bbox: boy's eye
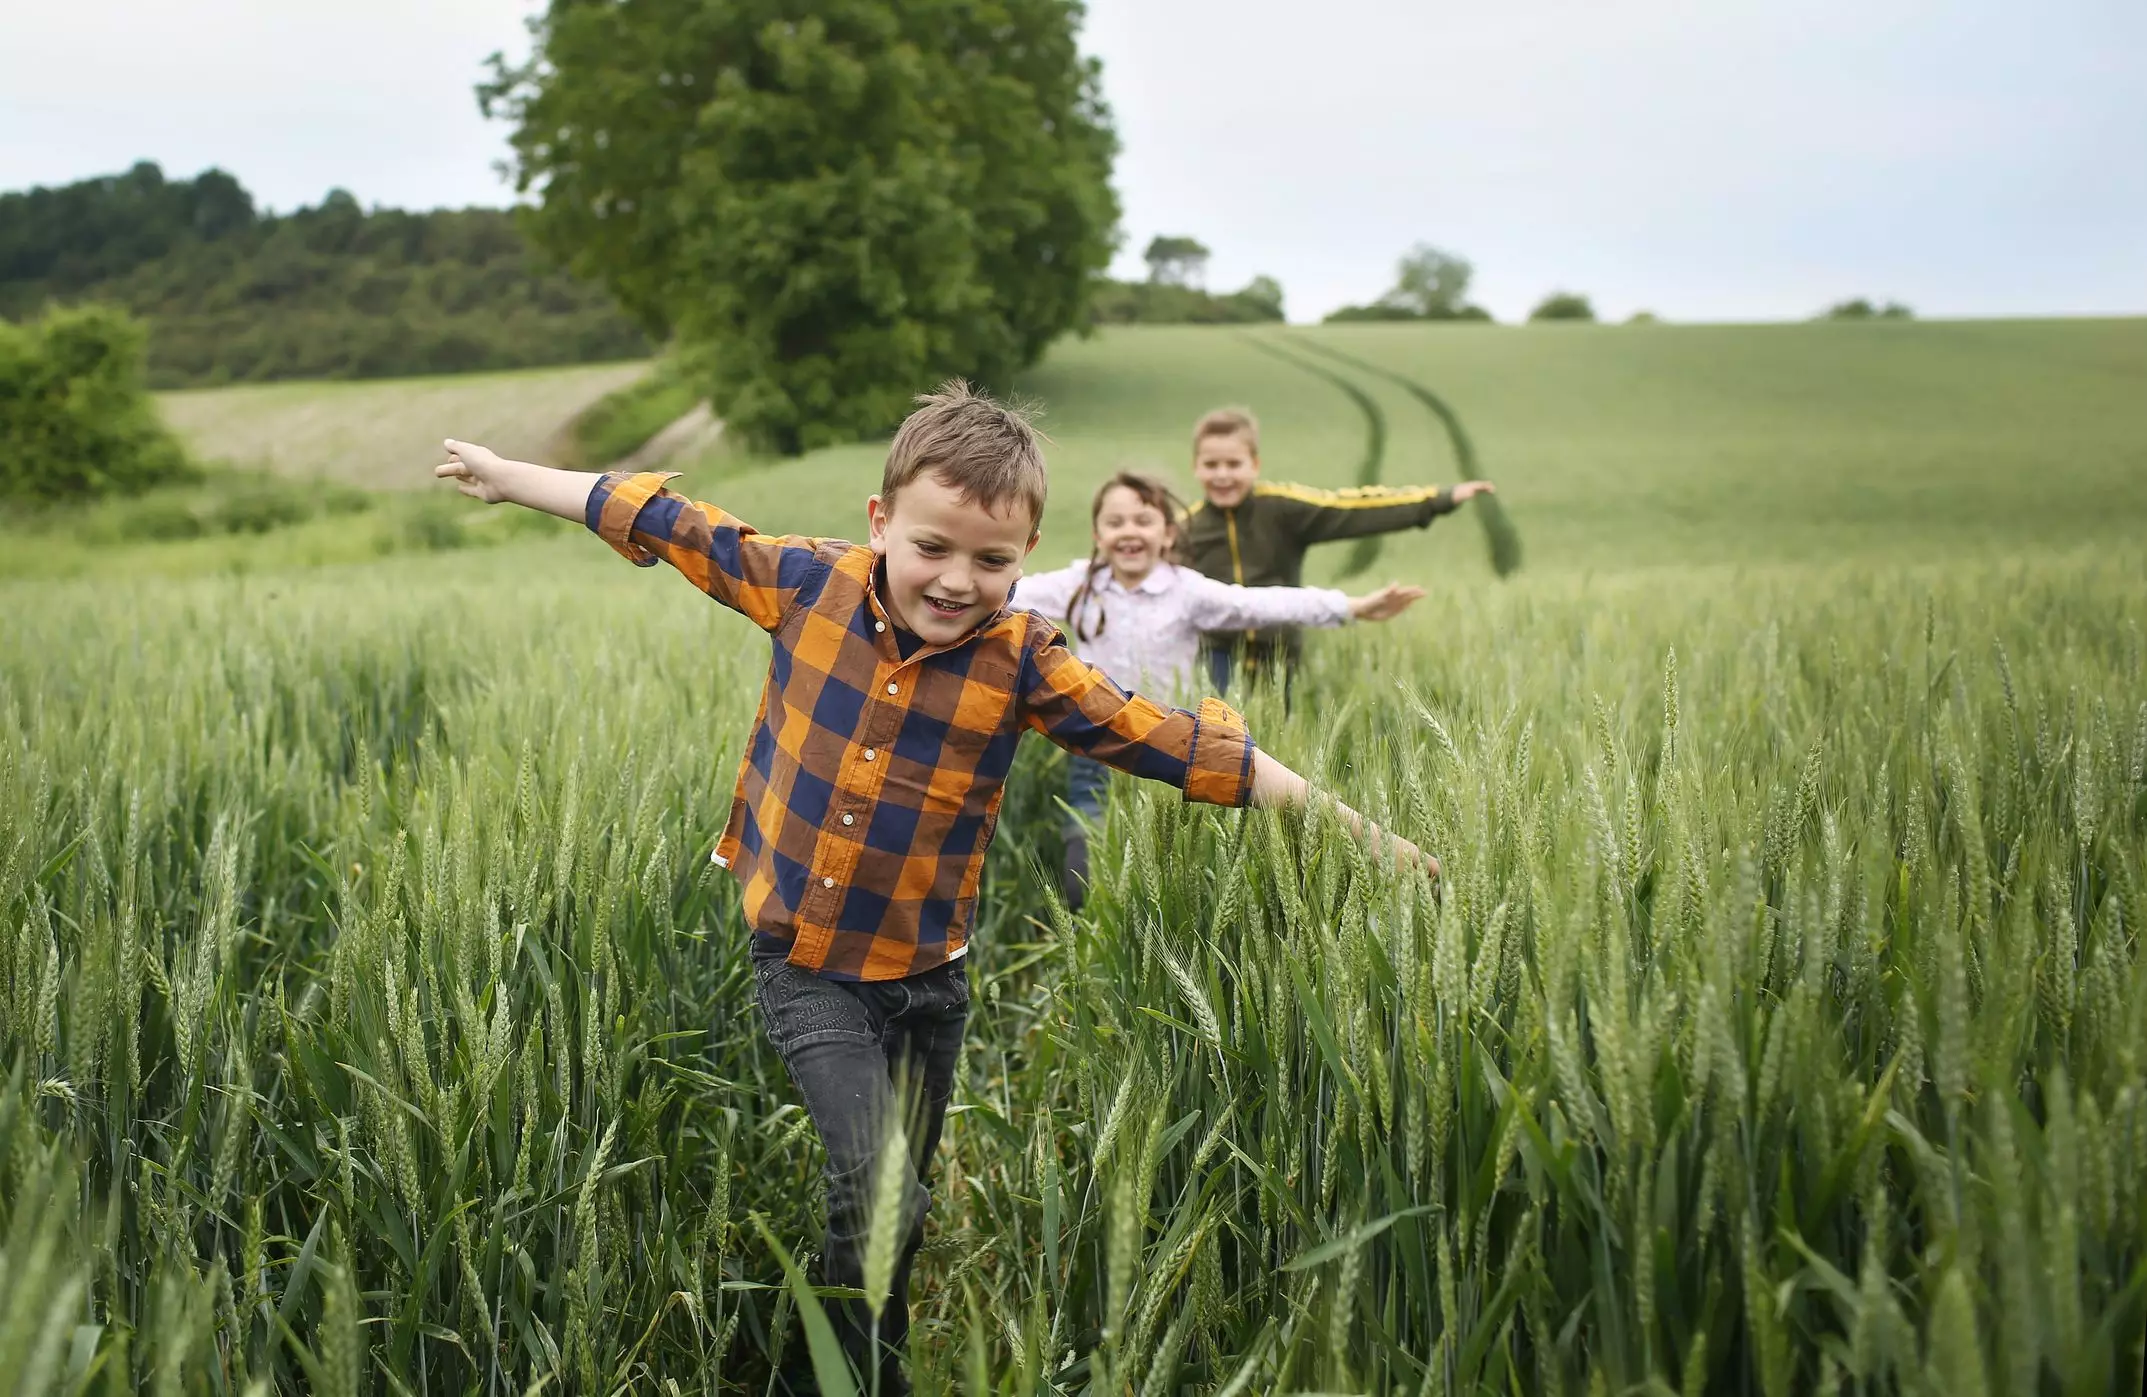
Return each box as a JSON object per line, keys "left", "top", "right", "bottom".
{"left": 916, "top": 542, "right": 947, "bottom": 557}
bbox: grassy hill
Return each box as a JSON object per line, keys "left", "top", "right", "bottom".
{"left": 680, "top": 318, "right": 2147, "bottom": 578}
{"left": 155, "top": 359, "right": 651, "bottom": 489}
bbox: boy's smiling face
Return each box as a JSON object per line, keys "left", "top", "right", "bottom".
{"left": 868, "top": 472, "right": 1040, "bottom": 647}
{"left": 1192, "top": 431, "right": 1260, "bottom": 509}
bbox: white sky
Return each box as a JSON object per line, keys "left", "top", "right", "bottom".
{"left": 4, "top": 0, "right": 2141, "bottom": 322}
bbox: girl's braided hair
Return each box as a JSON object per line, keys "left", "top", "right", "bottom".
{"left": 1066, "top": 471, "right": 1188, "bottom": 642}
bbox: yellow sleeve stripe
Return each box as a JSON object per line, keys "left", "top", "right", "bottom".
{"left": 1255, "top": 481, "right": 1445, "bottom": 509}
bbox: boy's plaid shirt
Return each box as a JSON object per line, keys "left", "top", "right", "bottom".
{"left": 589, "top": 471, "right": 1258, "bottom": 981}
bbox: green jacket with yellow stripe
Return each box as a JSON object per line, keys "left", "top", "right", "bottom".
{"left": 1182, "top": 479, "right": 1459, "bottom": 669}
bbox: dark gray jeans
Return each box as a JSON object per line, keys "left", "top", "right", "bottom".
{"left": 751, "top": 943, "right": 969, "bottom": 1392}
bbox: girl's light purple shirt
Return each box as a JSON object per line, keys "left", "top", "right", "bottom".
{"left": 1011, "top": 559, "right": 1351, "bottom": 700}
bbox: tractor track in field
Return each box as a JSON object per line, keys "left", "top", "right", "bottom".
{"left": 1234, "top": 332, "right": 1391, "bottom": 579}
{"left": 1286, "top": 334, "right": 1522, "bottom": 577}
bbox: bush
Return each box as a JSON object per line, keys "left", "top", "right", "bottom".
{"left": 0, "top": 303, "right": 195, "bottom": 500}
{"left": 1087, "top": 276, "right": 1286, "bottom": 327}
{"left": 566, "top": 359, "right": 702, "bottom": 467}
{"left": 1528, "top": 291, "right": 1596, "bottom": 322}
{"left": 119, "top": 495, "right": 207, "bottom": 541}
{"left": 211, "top": 478, "right": 314, "bottom": 534}
{"left": 1821, "top": 298, "right": 1913, "bottom": 321}
{"left": 1323, "top": 302, "right": 1492, "bottom": 324}
{"left": 384, "top": 497, "right": 469, "bottom": 553}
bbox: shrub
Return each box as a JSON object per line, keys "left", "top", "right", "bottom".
{"left": 1088, "top": 277, "right": 1287, "bottom": 326}
{"left": 119, "top": 494, "right": 208, "bottom": 541}
{"left": 1822, "top": 298, "right": 1914, "bottom": 321}
{"left": 0, "top": 303, "right": 195, "bottom": 500}
{"left": 1528, "top": 291, "right": 1596, "bottom": 322}
{"left": 566, "top": 358, "right": 701, "bottom": 467}
{"left": 212, "top": 477, "right": 315, "bottom": 534}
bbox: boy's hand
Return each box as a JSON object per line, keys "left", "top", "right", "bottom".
{"left": 435, "top": 439, "right": 514, "bottom": 503}
{"left": 1348, "top": 582, "right": 1427, "bottom": 622}
{"left": 1249, "top": 750, "right": 1439, "bottom": 881}
{"left": 1450, "top": 480, "right": 1496, "bottom": 503}
{"left": 1372, "top": 829, "right": 1439, "bottom": 881}
{"left": 433, "top": 441, "right": 601, "bottom": 521}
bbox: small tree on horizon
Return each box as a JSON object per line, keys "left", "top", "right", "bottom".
{"left": 1529, "top": 291, "right": 1596, "bottom": 322}
{"left": 1143, "top": 235, "right": 1211, "bottom": 288}
{"left": 1382, "top": 244, "right": 1474, "bottom": 318}
{"left": 1821, "top": 298, "right": 1913, "bottom": 321}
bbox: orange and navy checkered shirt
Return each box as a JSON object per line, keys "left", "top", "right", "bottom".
{"left": 588, "top": 470, "right": 1258, "bottom": 981}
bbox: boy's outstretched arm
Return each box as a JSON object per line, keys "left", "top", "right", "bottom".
{"left": 1249, "top": 749, "right": 1438, "bottom": 879}
{"left": 436, "top": 442, "right": 813, "bottom": 634}
{"left": 434, "top": 439, "right": 602, "bottom": 520}
{"left": 1020, "top": 634, "right": 1438, "bottom": 878}
{"left": 1279, "top": 479, "right": 1497, "bottom": 546}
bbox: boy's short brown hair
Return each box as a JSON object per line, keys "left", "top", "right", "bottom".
{"left": 1192, "top": 407, "right": 1259, "bottom": 454}
{"left": 882, "top": 381, "right": 1048, "bottom": 529}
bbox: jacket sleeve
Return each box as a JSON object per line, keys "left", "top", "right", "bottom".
{"left": 1179, "top": 570, "right": 1353, "bottom": 633}
{"left": 585, "top": 470, "right": 822, "bottom": 633}
{"left": 1268, "top": 481, "right": 1459, "bottom": 545}
{"left": 1018, "top": 620, "right": 1255, "bottom": 807}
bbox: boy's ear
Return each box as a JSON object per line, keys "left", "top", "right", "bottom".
{"left": 1023, "top": 528, "right": 1041, "bottom": 558}
{"left": 866, "top": 494, "right": 889, "bottom": 553}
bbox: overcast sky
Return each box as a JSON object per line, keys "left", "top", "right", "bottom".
{"left": 5, "top": 0, "right": 2141, "bottom": 322}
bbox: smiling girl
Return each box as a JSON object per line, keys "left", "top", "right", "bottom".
{"left": 1014, "top": 471, "right": 1424, "bottom": 907}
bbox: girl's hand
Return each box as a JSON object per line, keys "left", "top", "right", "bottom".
{"left": 1450, "top": 480, "right": 1496, "bottom": 502}
{"left": 1348, "top": 582, "right": 1428, "bottom": 621}
{"left": 435, "top": 439, "right": 516, "bottom": 503}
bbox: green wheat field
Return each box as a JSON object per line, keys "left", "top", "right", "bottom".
{"left": 3, "top": 320, "right": 2145, "bottom": 1394}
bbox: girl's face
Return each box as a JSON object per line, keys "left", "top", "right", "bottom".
{"left": 1093, "top": 484, "right": 1176, "bottom": 585}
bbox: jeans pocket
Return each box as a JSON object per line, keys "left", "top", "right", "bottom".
{"left": 754, "top": 959, "right": 872, "bottom": 1054}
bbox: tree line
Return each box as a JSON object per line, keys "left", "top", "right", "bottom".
{"left": 0, "top": 161, "right": 648, "bottom": 388}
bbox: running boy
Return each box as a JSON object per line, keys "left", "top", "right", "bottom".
{"left": 1014, "top": 470, "right": 1425, "bottom": 909}
{"left": 1183, "top": 406, "right": 1496, "bottom": 692}
{"left": 434, "top": 384, "right": 1430, "bottom": 1392}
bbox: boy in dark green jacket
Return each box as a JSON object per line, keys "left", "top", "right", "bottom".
{"left": 1182, "top": 406, "right": 1496, "bottom": 691}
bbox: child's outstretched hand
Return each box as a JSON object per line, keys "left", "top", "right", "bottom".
{"left": 1348, "top": 582, "right": 1428, "bottom": 621}
{"left": 1451, "top": 480, "right": 1497, "bottom": 502}
{"left": 435, "top": 439, "right": 514, "bottom": 503}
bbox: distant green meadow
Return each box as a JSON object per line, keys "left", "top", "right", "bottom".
{"left": 2, "top": 321, "right": 2143, "bottom": 1393}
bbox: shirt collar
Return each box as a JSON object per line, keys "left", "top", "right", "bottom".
{"left": 1098, "top": 562, "right": 1176, "bottom": 596}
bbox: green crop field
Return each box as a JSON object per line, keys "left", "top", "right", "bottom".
{"left": 3, "top": 321, "right": 2144, "bottom": 1394}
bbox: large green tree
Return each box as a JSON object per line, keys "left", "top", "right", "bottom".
{"left": 485, "top": 0, "right": 1119, "bottom": 453}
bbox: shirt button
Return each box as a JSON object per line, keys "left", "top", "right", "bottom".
{"left": 875, "top": 620, "right": 886, "bottom": 632}
{"left": 841, "top": 813, "right": 855, "bottom": 826}
{"left": 886, "top": 682, "right": 899, "bottom": 695}
{"left": 864, "top": 748, "right": 877, "bottom": 761}
{"left": 822, "top": 876, "right": 835, "bottom": 889}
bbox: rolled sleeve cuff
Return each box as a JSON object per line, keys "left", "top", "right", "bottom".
{"left": 1183, "top": 695, "right": 1256, "bottom": 808}
{"left": 586, "top": 469, "right": 682, "bottom": 565}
